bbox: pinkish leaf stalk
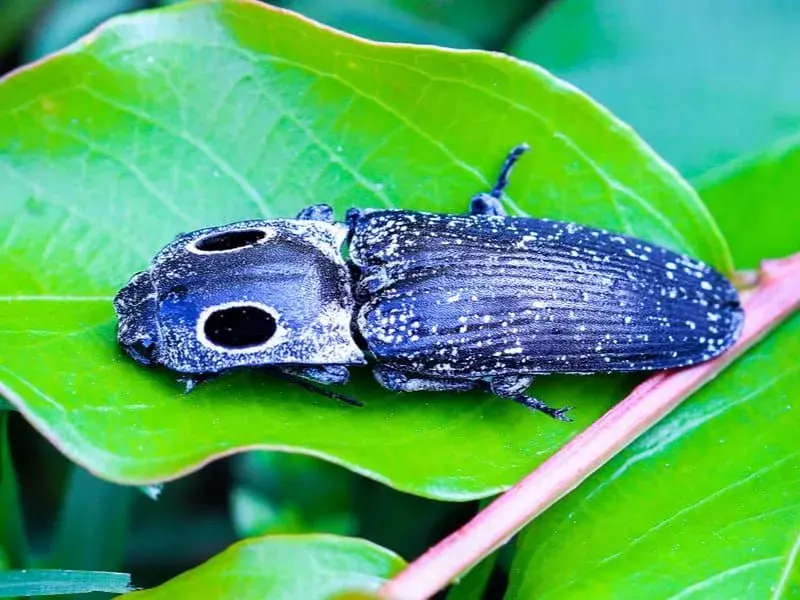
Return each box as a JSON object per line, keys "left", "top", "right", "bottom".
{"left": 380, "top": 251, "right": 800, "bottom": 600}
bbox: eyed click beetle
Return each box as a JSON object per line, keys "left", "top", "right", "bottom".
{"left": 114, "top": 145, "right": 743, "bottom": 420}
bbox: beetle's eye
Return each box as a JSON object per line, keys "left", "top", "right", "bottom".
{"left": 203, "top": 306, "right": 277, "bottom": 349}
{"left": 128, "top": 339, "right": 155, "bottom": 364}
{"left": 194, "top": 229, "right": 266, "bottom": 252}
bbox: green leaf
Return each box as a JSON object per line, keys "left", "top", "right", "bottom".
{"left": 445, "top": 549, "right": 498, "bottom": 600}
{"left": 0, "top": 569, "right": 133, "bottom": 597}
{"left": 509, "top": 0, "right": 800, "bottom": 178}
{"left": 120, "top": 534, "right": 404, "bottom": 600}
{"left": 506, "top": 313, "right": 800, "bottom": 599}
{"left": 0, "top": 0, "right": 730, "bottom": 500}
{"left": 696, "top": 132, "right": 800, "bottom": 269}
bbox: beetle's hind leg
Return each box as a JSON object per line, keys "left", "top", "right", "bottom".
{"left": 490, "top": 375, "right": 573, "bottom": 422}
{"left": 469, "top": 143, "right": 530, "bottom": 217}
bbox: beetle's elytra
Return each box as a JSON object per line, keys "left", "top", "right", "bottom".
{"left": 114, "top": 145, "right": 743, "bottom": 420}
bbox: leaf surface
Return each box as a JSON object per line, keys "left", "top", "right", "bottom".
{"left": 0, "top": 0, "right": 730, "bottom": 499}
{"left": 510, "top": 0, "right": 800, "bottom": 178}
{"left": 697, "top": 133, "right": 800, "bottom": 269}
{"left": 506, "top": 314, "right": 800, "bottom": 599}
{"left": 121, "top": 534, "right": 404, "bottom": 600}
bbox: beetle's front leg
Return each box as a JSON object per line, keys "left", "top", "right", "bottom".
{"left": 373, "top": 366, "right": 477, "bottom": 393}
{"left": 296, "top": 204, "right": 334, "bottom": 223}
{"left": 490, "top": 375, "right": 573, "bottom": 422}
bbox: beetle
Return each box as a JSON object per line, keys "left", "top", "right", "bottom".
{"left": 114, "top": 145, "right": 744, "bottom": 420}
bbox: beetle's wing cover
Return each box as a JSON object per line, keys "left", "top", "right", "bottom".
{"left": 351, "top": 210, "right": 743, "bottom": 378}
{"left": 127, "top": 219, "right": 365, "bottom": 374}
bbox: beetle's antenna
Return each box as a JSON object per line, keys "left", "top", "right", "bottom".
{"left": 281, "top": 373, "right": 363, "bottom": 407}
{"left": 489, "top": 143, "right": 530, "bottom": 198}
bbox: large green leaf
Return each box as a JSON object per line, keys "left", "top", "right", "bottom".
{"left": 0, "top": 0, "right": 730, "bottom": 499}
{"left": 121, "top": 534, "right": 404, "bottom": 600}
{"left": 509, "top": 0, "right": 800, "bottom": 178}
{"left": 506, "top": 313, "right": 800, "bottom": 599}
{"left": 697, "top": 133, "right": 800, "bottom": 270}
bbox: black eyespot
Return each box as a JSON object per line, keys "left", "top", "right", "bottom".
{"left": 203, "top": 306, "right": 277, "bottom": 349}
{"left": 194, "top": 229, "right": 266, "bottom": 252}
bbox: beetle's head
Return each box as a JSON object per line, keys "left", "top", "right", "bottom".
{"left": 114, "top": 271, "right": 161, "bottom": 366}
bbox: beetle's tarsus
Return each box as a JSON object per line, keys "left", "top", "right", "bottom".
{"left": 511, "top": 394, "right": 573, "bottom": 422}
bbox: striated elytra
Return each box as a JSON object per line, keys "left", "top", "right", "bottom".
{"left": 114, "top": 146, "right": 743, "bottom": 420}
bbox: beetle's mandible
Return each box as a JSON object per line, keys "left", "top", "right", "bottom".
{"left": 114, "top": 145, "right": 743, "bottom": 421}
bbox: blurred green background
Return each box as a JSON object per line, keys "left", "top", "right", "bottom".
{"left": 1, "top": 0, "right": 798, "bottom": 597}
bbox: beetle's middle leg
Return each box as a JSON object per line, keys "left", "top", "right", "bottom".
{"left": 469, "top": 143, "right": 530, "bottom": 217}
{"left": 490, "top": 375, "right": 573, "bottom": 422}
{"left": 278, "top": 365, "right": 362, "bottom": 407}
{"left": 373, "top": 366, "right": 478, "bottom": 393}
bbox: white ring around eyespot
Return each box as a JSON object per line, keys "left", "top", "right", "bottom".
{"left": 196, "top": 301, "right": 284, "bottom": 354}
{"left": 187, "top": 226, "right": 277, "bottom": 255}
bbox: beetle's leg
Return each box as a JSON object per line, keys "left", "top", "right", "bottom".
{"left": 354, "top": 268, "right": 391, "bottom": 301}
{"left": 469, "top": 143, "right": 530, "bottom": 217}
{"left": 278, "top": 366, "right": 362, "bottom": 407}
{"left": 296, "top": 204, "right": 334, "bottom": 222}
{"left": 489, "top": 374, "right": 534, "bottom": 396}
{"left": 280, "top": 365, "right": 350, "bottom": 386}
{"left": 373, "top": 366, "right": 477, "bottom": 393}
{"left": 490, "top": 375, "right": 573, "bottom": 422}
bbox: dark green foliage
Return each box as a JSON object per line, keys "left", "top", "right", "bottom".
{"left": 0, "top": 1, "right": 797, "bottom": 598}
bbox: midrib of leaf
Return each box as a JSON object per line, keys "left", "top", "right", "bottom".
{"left": 772, "top": 529, "right": 800, "bottom": 600}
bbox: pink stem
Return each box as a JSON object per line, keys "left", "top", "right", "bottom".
{"left": 380, "top": 252, "right": 800, "bottom": 600}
